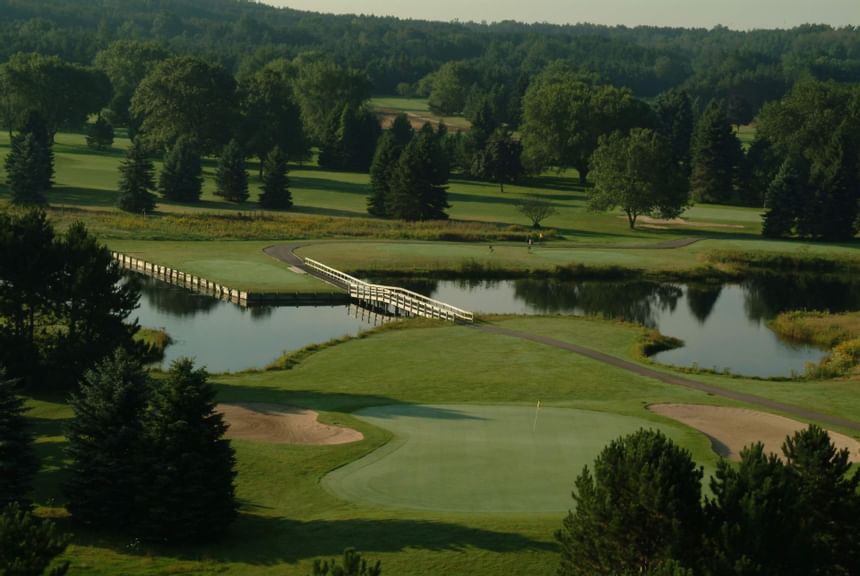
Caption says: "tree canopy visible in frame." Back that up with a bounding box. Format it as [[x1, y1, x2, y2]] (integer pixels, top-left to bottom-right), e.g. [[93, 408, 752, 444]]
[[589, 128, 689, 228]]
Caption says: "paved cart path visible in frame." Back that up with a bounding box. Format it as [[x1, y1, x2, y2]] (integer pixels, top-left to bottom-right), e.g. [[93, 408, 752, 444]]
[[476, 324, 860, 433]]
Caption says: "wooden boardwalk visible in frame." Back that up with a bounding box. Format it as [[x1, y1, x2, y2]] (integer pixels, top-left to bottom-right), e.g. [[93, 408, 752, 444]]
[[303, 258, 474, 323]]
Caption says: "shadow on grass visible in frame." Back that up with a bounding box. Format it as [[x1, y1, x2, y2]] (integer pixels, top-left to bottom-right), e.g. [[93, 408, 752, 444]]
[[291, 205, 368, 218], [291, 175, 370, 196], [50, 186, 117, 208], [212, 384, 484, 421], [70, 513, 556, 565]]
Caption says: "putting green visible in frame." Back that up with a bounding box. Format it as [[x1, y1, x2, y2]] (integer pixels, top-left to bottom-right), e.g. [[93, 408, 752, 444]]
[[323, 404, 682, 513]]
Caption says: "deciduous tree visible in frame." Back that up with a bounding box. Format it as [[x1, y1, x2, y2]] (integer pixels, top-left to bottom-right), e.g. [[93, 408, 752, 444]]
[[470, 129, 523, 192], [131, 56, 238, 154], [589, 128, 689, 229]]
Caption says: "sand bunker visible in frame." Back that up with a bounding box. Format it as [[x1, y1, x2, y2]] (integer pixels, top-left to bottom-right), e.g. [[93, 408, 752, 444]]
[[649, 404, 860, 462], [624, 216, 745, 229], [218, 403, 363, 445]]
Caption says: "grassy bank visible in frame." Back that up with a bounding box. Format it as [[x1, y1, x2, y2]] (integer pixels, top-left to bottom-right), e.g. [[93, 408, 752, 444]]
[[770, 311, 860, 378]]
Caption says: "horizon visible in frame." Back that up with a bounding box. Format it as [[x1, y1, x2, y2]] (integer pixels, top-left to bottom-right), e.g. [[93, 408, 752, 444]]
[[262, 0, 859, 30]]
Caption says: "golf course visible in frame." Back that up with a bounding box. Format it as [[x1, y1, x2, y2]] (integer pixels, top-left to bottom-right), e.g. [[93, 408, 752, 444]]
[[3, 118, 860, 574]]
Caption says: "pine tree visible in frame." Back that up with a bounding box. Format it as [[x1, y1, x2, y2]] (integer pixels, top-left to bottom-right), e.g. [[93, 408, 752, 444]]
[[389, 113, 414, 148], [138, 359, 236, 542], [4, 134, 47, 205], [556, 429, 704, 576], [64, 349, 150, 531], [654, 89, 694, 173], [690, 100, 743, 204], [0, 503, 70, 576], [761, 155, 807, 238], [258, 146, 292, 209], [387, 124, 450, 221], [0, 370, 38, 509], [783, 425, 860, 575], [705, 443, 810, 575], [158, 137, 203, 203], [85, 117, 114, 151], [215, 139, 249, 203], [367, 131, 403, 217], [19, 112, 54, 193], [806, 126, 860, 241], [470, 129, 523, 192], [116, 138, 157, 214]]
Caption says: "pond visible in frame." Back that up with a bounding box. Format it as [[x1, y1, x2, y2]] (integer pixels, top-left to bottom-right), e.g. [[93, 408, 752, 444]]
[[369, 274, 860, 378], [131, 272, 860, 378], [129, 274, 375, 373]]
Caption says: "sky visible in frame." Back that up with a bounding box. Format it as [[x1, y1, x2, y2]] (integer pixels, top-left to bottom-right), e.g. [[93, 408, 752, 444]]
[[263, 0, 859, 29]]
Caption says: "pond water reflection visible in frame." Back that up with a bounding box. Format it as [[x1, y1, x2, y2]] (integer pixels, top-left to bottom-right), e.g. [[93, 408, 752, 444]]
[[370, 274, 860, 378], [130, 274, 374, 373]]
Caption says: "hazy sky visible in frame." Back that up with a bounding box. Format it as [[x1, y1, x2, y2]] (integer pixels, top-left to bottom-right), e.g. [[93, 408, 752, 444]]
[[263, 0, 859, 29]]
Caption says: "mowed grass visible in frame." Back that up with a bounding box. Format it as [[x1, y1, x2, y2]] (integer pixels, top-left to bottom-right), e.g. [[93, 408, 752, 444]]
[[27, 315, 775, 575], [324, 404, 694, 514], [28, 315, 860, 574], [1, 131, 775, 245], [107, 239, 337, 293]]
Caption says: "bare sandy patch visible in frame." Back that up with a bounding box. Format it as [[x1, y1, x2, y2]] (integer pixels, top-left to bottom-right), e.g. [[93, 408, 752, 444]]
[[648, 404, 860, 462], [218, 403, 363, 445], [623, 216, 745, 229]]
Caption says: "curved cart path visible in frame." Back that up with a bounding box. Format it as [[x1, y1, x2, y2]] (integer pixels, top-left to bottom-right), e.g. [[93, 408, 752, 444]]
[[476, 324, 860, 433], [266, 242, 860, 433]]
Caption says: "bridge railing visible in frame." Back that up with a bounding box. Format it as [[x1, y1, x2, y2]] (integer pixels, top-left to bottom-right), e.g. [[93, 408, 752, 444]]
[[304, 258, 474, 323]]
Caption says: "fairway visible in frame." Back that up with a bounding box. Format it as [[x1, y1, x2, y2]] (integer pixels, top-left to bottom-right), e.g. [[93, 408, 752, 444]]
[[323, 404, 680, 513]]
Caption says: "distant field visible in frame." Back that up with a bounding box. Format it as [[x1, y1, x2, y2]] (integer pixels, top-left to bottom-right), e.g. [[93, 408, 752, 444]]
[[370, 96, 472, 131]]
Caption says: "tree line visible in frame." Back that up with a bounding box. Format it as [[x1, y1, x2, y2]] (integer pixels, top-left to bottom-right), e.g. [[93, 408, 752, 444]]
[[2, 0, 860, 109]]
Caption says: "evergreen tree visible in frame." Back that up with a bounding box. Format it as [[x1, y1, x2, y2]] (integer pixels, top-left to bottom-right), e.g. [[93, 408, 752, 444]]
[[138, 359, 236, 542], [0, 503, 70, 576], [367, 131, 403, 217], [705, 443, 809, 576], [0, 370, 38, 509], [805, 125, 860, 241], [319, 104, 382, 172], [690, 100, 743, 204], [116, 138, 156, 214], [470, 129, 523, 192], [258, 146, 292, 209], [654, 89, 694, 172], [19, 112, 54, 193], [85, 116, 114, 150], [4, 134, 47, 205], [158, 137, 203, 203], [783, 425, 860, 575], [387, 124, 450, 221], [556, 429, 704, 576], [389, 113, 414, 148], [64, 349, 150, 531], [215, 139, 249, 203], [761, 155, 807, 238]]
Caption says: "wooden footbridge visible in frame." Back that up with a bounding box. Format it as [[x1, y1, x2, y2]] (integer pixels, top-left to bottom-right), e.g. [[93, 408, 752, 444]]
[[303, 258, 474, 323]]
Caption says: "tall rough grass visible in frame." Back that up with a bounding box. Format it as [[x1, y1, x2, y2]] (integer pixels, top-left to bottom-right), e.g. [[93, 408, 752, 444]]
[[45, 206, 556, 243], [770, 311, 860, 378]]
